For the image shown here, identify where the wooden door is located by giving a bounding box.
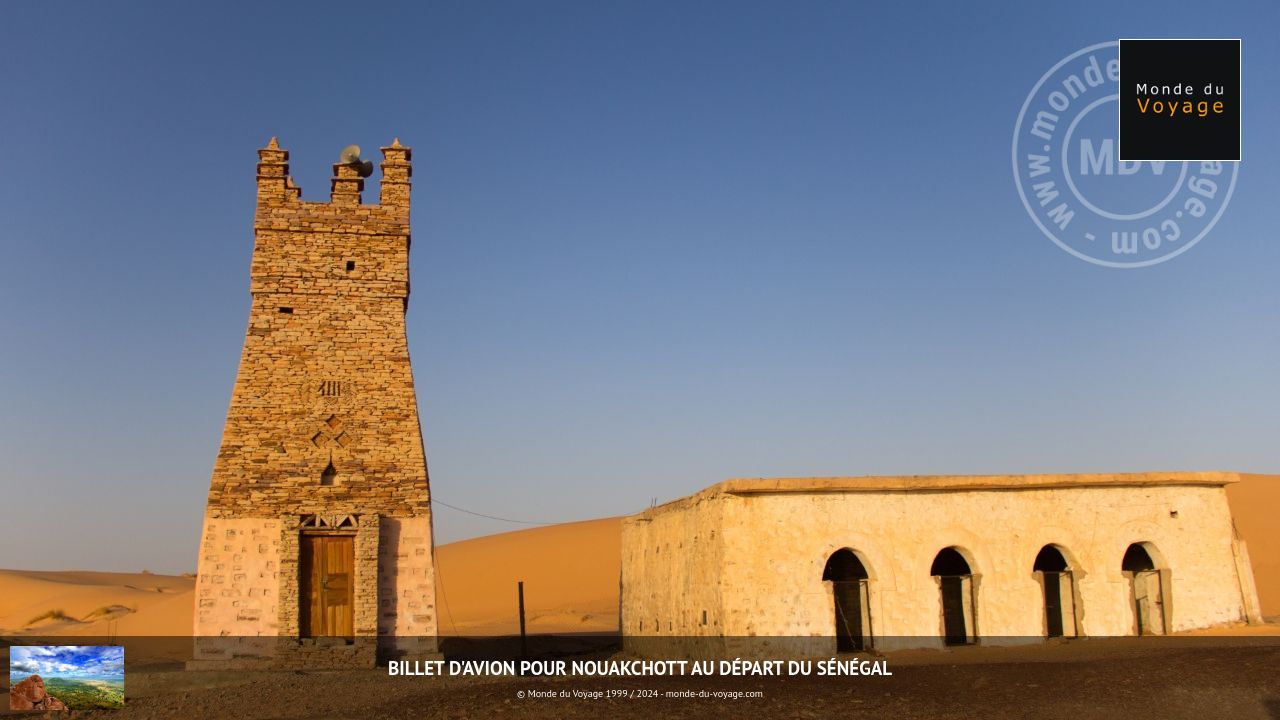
[1059,571,1078,637]
[857,579,873,650]
[832,580,864,652]
[824,550,873,652]
[1133,570,1164,636]
[301,535,354,637]
[1043,571,1064,637]
[940,575,970,645]
[959,575,976,644]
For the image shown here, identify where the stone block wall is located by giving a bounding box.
[203,139,428,519]
[190,139,438,668]
[621,494,726,657]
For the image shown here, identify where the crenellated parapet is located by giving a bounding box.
[248,139,416,302]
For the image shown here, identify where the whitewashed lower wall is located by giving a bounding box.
[377,516,439,655]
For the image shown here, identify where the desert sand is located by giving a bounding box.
[1228,474,1280,618]
[0,517,621,638]
[0,570,194,637]
[0,473,1273,638]
[433,517,621,635]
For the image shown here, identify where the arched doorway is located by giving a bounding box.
[931,547,976,645]
[823,549,872,651]
[1033,545,1078,638]
[1122,543,1168,635]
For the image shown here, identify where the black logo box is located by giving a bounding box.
[1119,39,1241,162]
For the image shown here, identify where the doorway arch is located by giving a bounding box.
[1033,545,1079,638]
[931,547,976,645]
[1122,542,1169,635]
[823,549,872,651]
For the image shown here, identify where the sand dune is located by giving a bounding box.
[0,517,622,638]
[434,517,621,636]
[1228,474,1280,618]
[0,569,195,636]
[0,475,1272,638]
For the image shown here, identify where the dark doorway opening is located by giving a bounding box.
[1122,543,1166,636]
[931,547,975,646]
[1122,543,1156,572]
[1033,545,1078,638]
[823,549,872,652]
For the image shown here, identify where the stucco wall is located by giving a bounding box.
[622,480,1253,654]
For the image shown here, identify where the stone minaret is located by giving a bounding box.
[190,139,438,669]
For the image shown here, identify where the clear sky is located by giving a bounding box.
[1,1,1277,574]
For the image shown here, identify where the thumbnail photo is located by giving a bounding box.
[9,645,125,711]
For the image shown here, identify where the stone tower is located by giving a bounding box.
[190,139,438,669]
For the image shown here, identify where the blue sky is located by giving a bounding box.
[1,1,1277,573]
[10,646,124,681]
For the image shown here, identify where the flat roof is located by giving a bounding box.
[719,471,1246,494]
[630,471,1262,521]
